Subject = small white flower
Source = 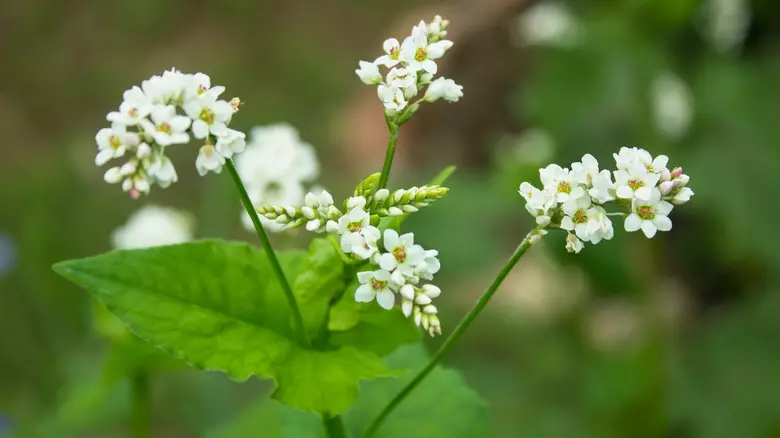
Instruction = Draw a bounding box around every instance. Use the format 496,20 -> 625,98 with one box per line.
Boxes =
141,69 -> 187,105
183,72 -> 225,102
560,195 -> 593,241
624,189 -> 673,238
356,61 -> 382,85
636,149 -> 669,174
147,156 -> 178,188
386,67 -> 418,99
519,181 -> 557,226
378,229 -> 426,276
375,38 -> 402,67
565,233 -> 584,253
588,170 -> 616,204
585,206 -> 614,244
239,124 -> 320,183
342,225 -> 381,259
377,85 -> 408,112
539,164 -> 585,203
140,105 -> 191,146
424,77 -> 463,102
672,187 -> 694,205
195,144 -> 225,176
571,153 -> 601,186
95,126 -> 139,166
400,21 -> 453,74
414,249 -> 440,281
183,95 -> 233,139
355,269 -> 396,310
106,86 -> 152,126
613,146 -> 641,171
215,128 -> 247,158
111,205 -> 193,250
614,165 -> 660,201
104,167 -> 122,184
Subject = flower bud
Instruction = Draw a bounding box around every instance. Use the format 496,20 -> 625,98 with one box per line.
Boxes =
301,206 -> 316,219
374,188 -> 390,202
401,299 -> 414,317
388,207 -> 404,216
423,304 -> 438,314
659,167 -> 671,182
284,205 -> 297,217
122,178 -> 133,192
304,192 -> 319,208
305,219 -> 321,231
413,307 -> 422,327
421,314 -> 430,330
659,180 -> 675,195
393,189 -> 406,203
275,214 -> 290,224
672,187 -> 694,205
325,220 -> 339,233
414,294 -> 432,305
671,167 -> 683,178
421,284 -> 441,298
401,204 -> 419,213
355,61 -> 382,85
120,160 -> 138,176
347,196 -> 366,210
104,167 -> 122,184
424,77 -> 463,103
136,142 -> 152,158
400,284 -> 415,300
319,190 -> 334,206
134,178 -> 150,194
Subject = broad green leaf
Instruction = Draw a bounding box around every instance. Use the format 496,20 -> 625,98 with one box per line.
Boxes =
53,240 -> 392,415
345,344 -> 492,437
209,343 -> 491,437
293,238 -> 345,339
328,282 -> 421,357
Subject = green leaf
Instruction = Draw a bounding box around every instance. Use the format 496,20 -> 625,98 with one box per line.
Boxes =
209,343 -> 491,437
53,240 -> 393,415
293,238 -> 345,340
345,344 -> 492,437
328,282 -> 421,357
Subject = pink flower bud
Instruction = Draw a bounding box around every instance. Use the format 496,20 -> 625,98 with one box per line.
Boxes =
659,180 -> 674,195
130,189 -> 139,200
671,167 -> 683,178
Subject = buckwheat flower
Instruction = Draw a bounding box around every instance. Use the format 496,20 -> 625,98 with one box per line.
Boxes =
672,187 -> 694,205
560,195 -> 593,241
571,153 -> 601,186
195,144 -> 225,176
184,72 -> 225,102
184,94 -> 233,139
520,182 -> 557,226
355,269 -> 396,310
427,15 -> 449,40
539,164 -> 585,203
414,249 -> 441,281
140,105 -> 191,146
142,69 -> 187,105
215,129 -> 246,159
424,77 -> 463,103
106,87 -> 152,126
636,149 -> 669,174
344,225 -> 381,259
614,165 -> 660,201
565,233 -> 584,253
613,146 -> 641,171
386,67 -> 418,99
111,205 -> 194,250
624,189 -> 673,238
356,61 -> 382,85
104,166 -> 123,184
243,124 -> 320,183
375,38 -> 402,67
338,206 -> 369,245
147,156 -> 178,188
588,170 -> 616,204
95,126 -> 139,165
377,85 -> 408,112
245,180 -> 306,232
379,229 -> 426,276
400,21 -> 453,74
585,206 -> 614,244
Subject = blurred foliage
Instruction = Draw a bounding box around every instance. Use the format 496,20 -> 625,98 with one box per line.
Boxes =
2,0 -> 780,436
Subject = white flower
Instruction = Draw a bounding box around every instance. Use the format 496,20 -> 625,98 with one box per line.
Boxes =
539,164 -> 585,203
624,189 -> 673,238
147,156 -> 178,188
184,72 -> 225,102
614,165 -> 660,201
672,187 -> 694,205
375,38 -> 402,67
104,167 -> 122,184
356,61 -> 382,85
565,233 -> 584,253
414,249 -> 440,281
613,146 -> 641,171
355,269 -> 396,310
519,181 -> 557,226
239,124 -> 320,183
571,153 -> 600,186
399,21 -> 453,74
195,144 -> 225,176
111,205 -> 193,250
106,86 -> 152,126
183,94 -> 233,139
585,206 -> 614,244
378,229 -> 426,276
588,170 -> 616,203
560,195 -> 592,241
141,69 -> 187,105
386,67 -> 418,99
651,72 -> 694,140
636,149 -> 669,174
377,85 -> 408,112
140,105 -> 191,146
343,226 -> 381,259
215,128 -> 246,158
95,126 -> 139,166
424,77 -> 463,102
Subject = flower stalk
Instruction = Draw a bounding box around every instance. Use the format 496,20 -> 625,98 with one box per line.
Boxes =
131,371 -> 150,438
363,228 -> 545,437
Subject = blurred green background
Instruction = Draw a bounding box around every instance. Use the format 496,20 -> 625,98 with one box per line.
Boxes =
2,0 -> 780,436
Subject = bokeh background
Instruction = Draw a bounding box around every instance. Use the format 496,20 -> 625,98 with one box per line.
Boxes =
2,0 -> 780,436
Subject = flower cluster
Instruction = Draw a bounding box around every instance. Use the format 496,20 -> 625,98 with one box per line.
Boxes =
355,15 -> 463,114
236,124 -> 321,232
519,147 -> 693,253
96,69 -> 245,198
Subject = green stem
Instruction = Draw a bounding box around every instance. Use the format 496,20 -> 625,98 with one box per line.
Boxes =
225,158 -> 311,348
131,372 -> 150,438
323,415 -> 348,438
364,229 -> 542,438
376,123 -> 399,191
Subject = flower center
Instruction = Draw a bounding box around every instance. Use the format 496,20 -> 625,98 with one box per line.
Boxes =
557,181 -> 571,194
371,278 -> 387,290
393,246 -> 407,263
197,84 -> 207,95
157,123 -> 172,134
109,135 -> 122,149
347,221 -> 363,233
628,179 -> 645,191
573,209 -> 588,224
645,164 -> 655,173
414,47 -> 427,62
637,205 -> 655,220
128,107 -> 139,118
199,107 -> 215,125
390,48 -> 399,60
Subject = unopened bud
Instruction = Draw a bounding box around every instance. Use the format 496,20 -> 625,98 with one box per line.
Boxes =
230,97 -> 242,113
414,294 -> 432,305
659,180 -> 675,196
104,167 -> 122,184
325,220 -> 339,233
301,206 -> 316,219
660,167 -> 671,182
284,205 -> 297,217
275,214 -> 290,224
400,284 -> 415,300
423,304 -> 438,314
388,207 -> 404,216
347,196 -> 366,210
374,188 -> 390,202
305,219 -> 321,231
402,299 -> 414,317
421,284 -> 441,298
401,204 -> 419,213
304,192 -> 319,208
671,167 -> 683,179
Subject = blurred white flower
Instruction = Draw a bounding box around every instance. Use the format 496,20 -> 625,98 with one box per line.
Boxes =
424,77 -> 463,102
195,144 -> 225,176
515,1 -> 581,47
699,0 -> 750,54
111,205 -> 194,250
651,72 -> 694,140
356,61 -> 383,85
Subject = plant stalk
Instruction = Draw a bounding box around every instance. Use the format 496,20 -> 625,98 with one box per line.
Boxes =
131,372 -> 150,438
364,229 -> 542,437
225,158 -> 311,348
323,415 -> 348,438
376,124 -> 399,191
